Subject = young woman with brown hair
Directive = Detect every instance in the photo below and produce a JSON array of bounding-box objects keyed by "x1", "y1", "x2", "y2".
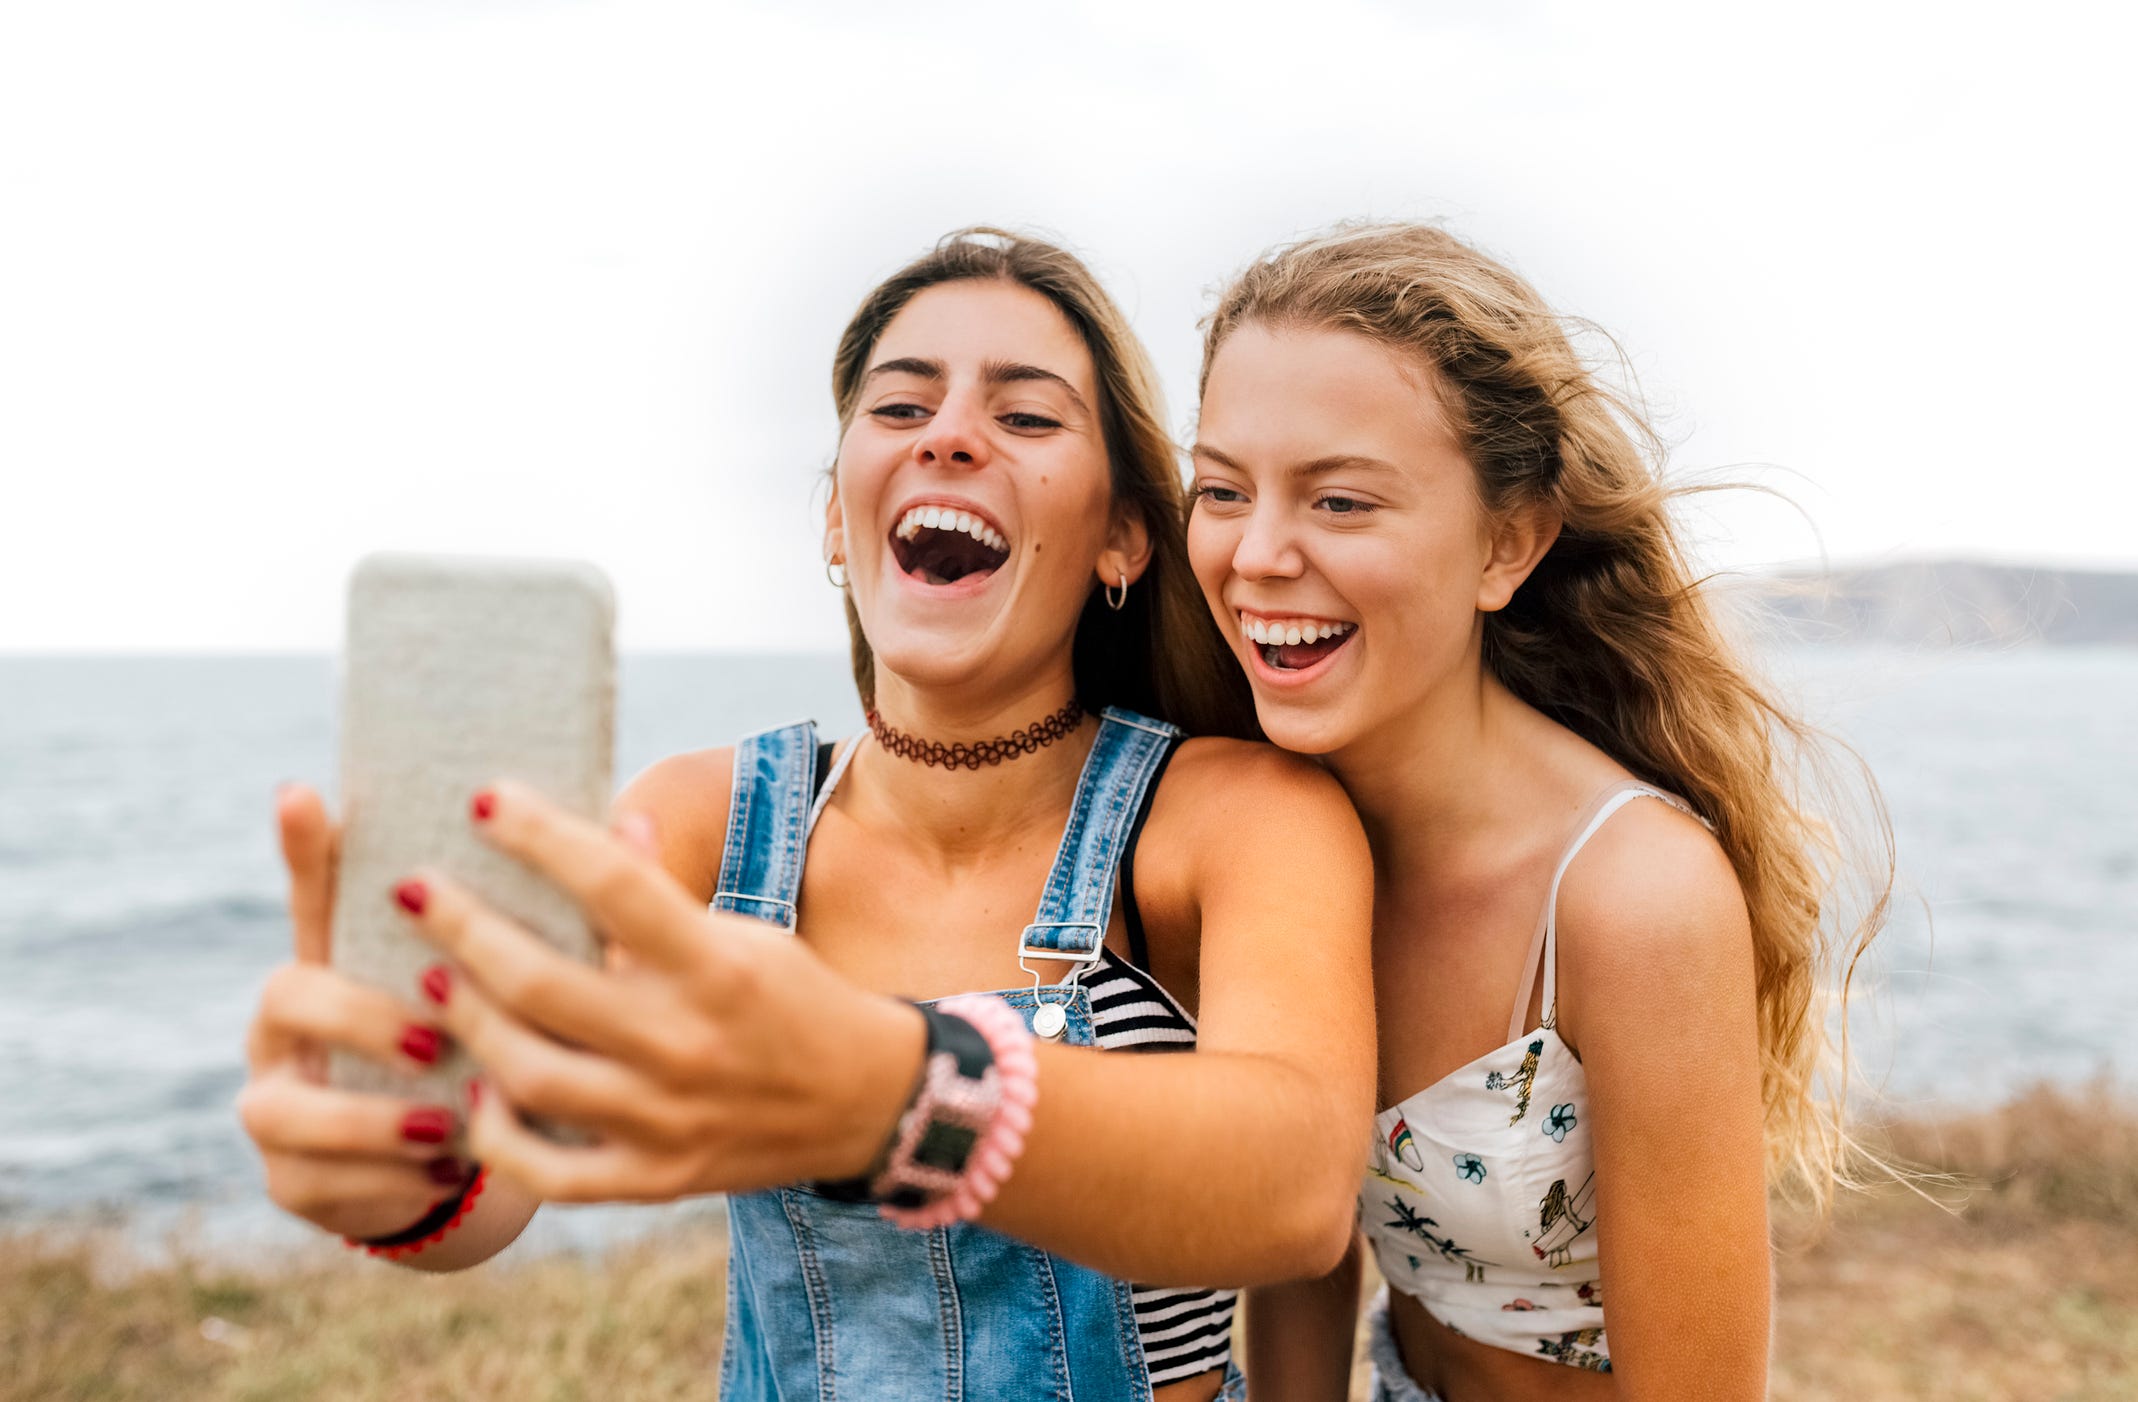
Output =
[
  {"x1": 240, "y1": 228, "x2": 1377, "y2": 1401},
  {"x1": 1187, "y1": 224, "x2": 1891, "y2": 1400}
]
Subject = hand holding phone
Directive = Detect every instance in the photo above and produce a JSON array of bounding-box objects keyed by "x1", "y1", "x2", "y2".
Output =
[{"x1": 326, "y1": 553, "x2": 615, "y2": 1130}]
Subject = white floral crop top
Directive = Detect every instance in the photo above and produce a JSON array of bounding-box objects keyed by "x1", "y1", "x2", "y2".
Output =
[{"x1": 1359, "y1": 784, "x2": 1700, "y2": 1374}]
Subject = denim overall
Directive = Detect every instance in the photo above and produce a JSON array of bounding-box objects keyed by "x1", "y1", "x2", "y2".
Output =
[{"x1": 713, "y1": 707, "x2": 1237, "y2": 1402}]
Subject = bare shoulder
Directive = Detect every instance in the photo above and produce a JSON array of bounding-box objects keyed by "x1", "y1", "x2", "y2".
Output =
[
  {"x1": 1554, "y1": 795, "x2": 1752, "y2": 995},
  {"x1": 612, "y1": 746, "x2": 736, "y2": 904},
  {"x1": 1146, "y1": 737, "x2": 1368, "y2": 870}
]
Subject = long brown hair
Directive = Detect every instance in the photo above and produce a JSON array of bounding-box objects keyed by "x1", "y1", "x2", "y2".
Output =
[
  {"x1": 1202, "y1": 222, "x2": 1893, "y2": 1212},
  {"x1": 832, "y1": 227, "x2": 1257, "y2": 741}
]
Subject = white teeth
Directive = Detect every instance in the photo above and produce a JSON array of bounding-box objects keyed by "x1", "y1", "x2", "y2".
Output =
[
  {"x1": 1237, "y1": 613, "x2": 1355, "y2": 646},
  {"x1": 893, "y1": 505, "x2": 1009, "y2": 555}
]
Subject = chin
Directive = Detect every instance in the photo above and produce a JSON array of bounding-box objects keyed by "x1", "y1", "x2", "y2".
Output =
[{"x1": 1248, "y1": 697, "x2": 1359, "y2": 758}]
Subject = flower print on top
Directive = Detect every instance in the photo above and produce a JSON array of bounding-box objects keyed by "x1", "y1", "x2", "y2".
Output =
[
  {"x1": 1484, "y1": 1038, "x2": 1544, "y2": 1125},
  {"x1": 1361, "y1": 784, "x2": 1709, "y2": 1374}
]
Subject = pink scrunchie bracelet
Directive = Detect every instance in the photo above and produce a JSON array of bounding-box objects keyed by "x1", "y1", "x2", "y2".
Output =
[{"x1": 878, "y1": 994, "x2": 1040, "y2": 1230}]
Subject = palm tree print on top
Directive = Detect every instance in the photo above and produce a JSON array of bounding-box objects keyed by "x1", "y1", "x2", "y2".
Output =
[
  {"x1": 1383, "y1": 1197, "x2": 1500, "y2": 1283},
  {"x1": 1484, "y1": 1039, "x2": 1544, "y2": 1125},
  {"x1": 1533, "y1": 1173, "x2": 1596, "y2": 1269}
]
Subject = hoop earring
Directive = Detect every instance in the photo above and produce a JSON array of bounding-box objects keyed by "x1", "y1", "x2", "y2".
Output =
[
  {"x1": 825, "y1": 559, "x2": 849, "y2": 589},
  {"x1": 1104, "y1": 571, "x2": 1129, "y2": 612}
]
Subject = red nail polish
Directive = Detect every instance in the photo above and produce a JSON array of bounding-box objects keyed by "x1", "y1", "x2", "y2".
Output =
[
  {"x1": 399, "y1": 1025, "x2": 443, "y2": 1064},
  {"x1": 426, "y1": 1156, "x2": 467, "y2": 1186},
  {"x1": 401, "y1": 1107, "x2": 453, "y2": 1144},
  {"x1": 393, "y1": 879, "x2": 428, "y2": 915},
  {"x1": 470, "y1": 791, "x2": 497, "y2": 822},
  {"x1": 420, "y1": 965, "x2": 451, "y2": 1006}
]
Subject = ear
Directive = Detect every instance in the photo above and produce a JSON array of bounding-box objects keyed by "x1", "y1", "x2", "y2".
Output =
[
  {"x1": 822, "y1": 479, "x2": 846, "y2": 566},
  {"x1": 1096, "y1": 503, "x2": 1154, "y2": 593},
  {"x1": 1477, "y1": 500, "x2": 1561, "y2": 612}
]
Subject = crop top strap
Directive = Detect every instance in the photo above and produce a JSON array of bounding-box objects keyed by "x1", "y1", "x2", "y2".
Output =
[{"x1": 1508, "y1": 781, "x2": 1706, "y2": 1042}]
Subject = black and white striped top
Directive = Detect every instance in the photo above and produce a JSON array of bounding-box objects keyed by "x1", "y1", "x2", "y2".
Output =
[{"x1": 1086, "y1": 947, "x2": 1240, "y2": 1387}]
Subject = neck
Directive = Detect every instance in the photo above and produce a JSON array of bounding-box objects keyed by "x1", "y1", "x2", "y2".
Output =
[
  {"x1": 842, "y1": 663, "x2": 1094, "y2": 865},
  {"x1": 1320, "y1": 649, "x2": 1549, "y2": 886}
]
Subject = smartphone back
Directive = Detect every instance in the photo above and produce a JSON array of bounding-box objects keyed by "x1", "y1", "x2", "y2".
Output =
[{"x1": 327, "y1": 553, "x2": 614, "y2": 1110}]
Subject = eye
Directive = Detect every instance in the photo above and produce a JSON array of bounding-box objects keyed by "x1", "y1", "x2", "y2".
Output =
[
  {"x1": 1316, "y1": 494, "x2": 1374, "y2": 516},
  {"x1": 1000, "y1": 412, "x2": 1062, "y2": 431},
  {"x1": 868, "y1": 402, "x2": 930, "y2": 422},
  {"x1": 1191, "y1": 483, "x2": 1247, "y2": 506}
]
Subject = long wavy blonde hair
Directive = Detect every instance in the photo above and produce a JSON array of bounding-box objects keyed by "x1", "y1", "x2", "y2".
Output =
[
  {"x1": 831, "y1": 227, "x2": 1258, "y2": 741},
  {"x1": 1201, "y1": 222, "x2": 1893, "y2": 1213}
]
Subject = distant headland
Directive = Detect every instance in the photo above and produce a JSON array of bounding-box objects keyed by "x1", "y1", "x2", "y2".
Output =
[{"x1": 1742, "y1": 559, "x2": 2138, "y2": 647}]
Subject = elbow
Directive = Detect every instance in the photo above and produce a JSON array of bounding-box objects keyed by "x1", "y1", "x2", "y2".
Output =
[{"x1": 1245, "y1": 1165, "x2": 1360, "y2": 1286}]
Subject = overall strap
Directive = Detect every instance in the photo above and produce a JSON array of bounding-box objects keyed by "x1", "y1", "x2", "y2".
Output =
[
  {"x1": 1018, "y1": 708, "x2": 1182, "y2": 984},
  {"x1": 711, "y1": 720, "x2": 820, "y2": 929},
  {"x1": 1510, "y1": 781, "x2": 1705, "y2": 1040}
]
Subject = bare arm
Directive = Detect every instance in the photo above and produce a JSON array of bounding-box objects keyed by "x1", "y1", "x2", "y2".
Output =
[
  {"x1": 1244, "y1": 1228, "x2": 1366, "y2": 1399},
  {"x1": 976, "y1": 744, "x2": 1376, "y2": 1283},
  {"x1": 1558, "y1": 807, "x2": 1771, "y2": 1399}
]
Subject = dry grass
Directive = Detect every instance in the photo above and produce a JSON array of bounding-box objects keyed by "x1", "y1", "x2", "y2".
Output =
[
  {"x1": 1768, "y1": 1081, "x2": 2138, "y2": 1402},
  {"x1": 5, "y1": 1084, "x2": 2135, "y2": 1401}
]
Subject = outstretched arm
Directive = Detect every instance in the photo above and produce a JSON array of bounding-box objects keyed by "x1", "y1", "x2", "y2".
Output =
[{"x1": 403, "y1": 744, "x2": 1377, "y2": 1287}]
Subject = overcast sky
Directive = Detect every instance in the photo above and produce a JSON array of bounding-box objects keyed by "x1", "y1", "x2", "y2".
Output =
[{"x1": 4, "y1": 1, "x2": 2132, "y2": 652}]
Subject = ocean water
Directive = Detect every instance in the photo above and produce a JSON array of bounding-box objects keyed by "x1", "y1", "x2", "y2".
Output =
[{"x1": 1, "y1": 649, "x2": 2132, "y2": 1254}]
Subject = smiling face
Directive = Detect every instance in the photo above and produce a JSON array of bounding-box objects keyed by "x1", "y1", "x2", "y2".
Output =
[
  {"x1": 828, "y1": 278, "x2": 1132, "y2": 708},
  {"x1": 1189, "y1": 321, "x2": 1522, "y2": 756}
]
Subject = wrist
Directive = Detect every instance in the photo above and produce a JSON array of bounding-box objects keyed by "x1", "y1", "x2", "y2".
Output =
[
  {"x1": 344, "y1": 1164, "x2": 487, "y2": 1260},
  {"x1": 823, "y1": 997, "x2": 928, "y2": 1181}
]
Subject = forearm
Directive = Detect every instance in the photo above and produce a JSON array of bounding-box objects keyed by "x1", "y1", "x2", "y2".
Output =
[
  {"x1": 393, "y1": 1174, "x2": 540, "y2": 1273},
  {"x1": 977, "y1": 1045, "x2": 1367, "y2": 1287},
  {"x1": 1245, "y1": 1229, "x2": 1365, "y2": 1400}
]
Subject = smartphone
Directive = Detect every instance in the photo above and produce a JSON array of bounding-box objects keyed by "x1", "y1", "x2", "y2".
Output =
[{"x1": 326, "y1": 552, "x2": 615, "y2": 1143}]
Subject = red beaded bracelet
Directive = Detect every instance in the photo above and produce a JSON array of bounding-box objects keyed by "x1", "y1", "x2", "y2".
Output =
[{"x1": 343, "y1": 1165, "x2": 488, "y2": 1260}]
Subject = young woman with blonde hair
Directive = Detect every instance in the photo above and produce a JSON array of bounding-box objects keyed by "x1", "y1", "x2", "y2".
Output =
[
  {"x1": 1186, "y1": 223, "x2": 1890, "y2": 1400},
  {"x1": 240, "y1": 228, "x2": 1377, "y2": 1401}
]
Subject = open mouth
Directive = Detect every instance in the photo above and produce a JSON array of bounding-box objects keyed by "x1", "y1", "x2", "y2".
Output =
[
  {"x1": 1240, "y1": 613, "x2": 1356, "y2": 673},
  {"x1": 891, "y1": 505, "x2": 1010, "y2": 587}
]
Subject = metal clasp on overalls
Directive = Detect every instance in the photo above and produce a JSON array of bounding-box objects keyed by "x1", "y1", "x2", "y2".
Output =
[{"x1": 1017, "y1": 921, "x2": 1105, "y2": 1040}]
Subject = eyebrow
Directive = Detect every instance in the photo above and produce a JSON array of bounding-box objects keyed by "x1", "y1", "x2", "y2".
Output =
[
  {"x1": 1192, "y1": 444, "x2": 1402, "y2": 480},
  {"x1": 862, "y1": 355, "x2": 1093, "y2": 418}
]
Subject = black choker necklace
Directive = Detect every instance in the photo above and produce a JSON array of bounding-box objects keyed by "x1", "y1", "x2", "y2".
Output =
[{"x1": 867, "y1": 700, "x2": 1085, "y2": 770}]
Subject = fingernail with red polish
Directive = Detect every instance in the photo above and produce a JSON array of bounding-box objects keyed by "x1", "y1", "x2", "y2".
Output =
[
  {"x1": 420, "y1": 964, "x2": 451, "y2": 1006},
  {"x1": 470, "y1": 790, "x2": 497, "y2": 822},
  {"x1": 393, "y1": 879, "x2": 428, "y2": 915},
  {"x1": 426, "y1": 1156, "x2": 467, "y2": 1186},
  {"x1": 402, "y1": 1107, "x2": 454, "y2": 1144},
  {"x1": 399, "y1": 1025, "x2": 443, "y2": 1064}
]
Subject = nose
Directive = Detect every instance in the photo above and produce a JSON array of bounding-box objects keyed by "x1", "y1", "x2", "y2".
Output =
[
  {"x1": 913, "y1": 392, "x2": 991, "y2": 471},
  {"x1": 1231, "y1": 501, "x2": 1306, "y2": 582}
]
